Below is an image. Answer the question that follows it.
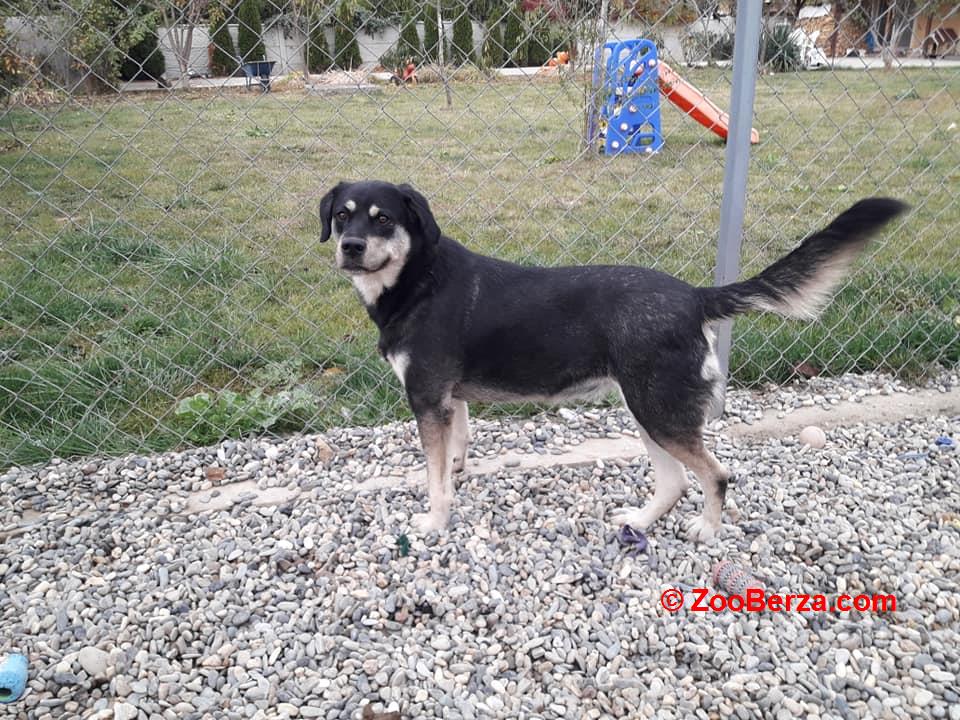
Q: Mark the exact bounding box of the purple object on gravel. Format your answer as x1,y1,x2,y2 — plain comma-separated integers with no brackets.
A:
618,524,648,553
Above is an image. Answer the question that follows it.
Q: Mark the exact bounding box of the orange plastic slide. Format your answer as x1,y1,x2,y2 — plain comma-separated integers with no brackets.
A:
656,62,759,144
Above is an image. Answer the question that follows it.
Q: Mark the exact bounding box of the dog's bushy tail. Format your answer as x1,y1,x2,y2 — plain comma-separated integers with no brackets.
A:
698,198,908,322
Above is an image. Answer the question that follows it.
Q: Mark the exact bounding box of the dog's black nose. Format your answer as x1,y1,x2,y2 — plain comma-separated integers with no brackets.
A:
341,238,366,257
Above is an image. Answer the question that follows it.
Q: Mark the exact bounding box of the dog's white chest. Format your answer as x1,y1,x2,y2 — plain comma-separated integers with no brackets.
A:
386,351,410,387
352,273,387,305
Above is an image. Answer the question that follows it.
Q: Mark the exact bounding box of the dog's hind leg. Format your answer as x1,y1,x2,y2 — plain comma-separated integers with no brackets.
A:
411,406,455,533
449,400,470,474
614,364,729,541
658,438,731,543
610,426,690,531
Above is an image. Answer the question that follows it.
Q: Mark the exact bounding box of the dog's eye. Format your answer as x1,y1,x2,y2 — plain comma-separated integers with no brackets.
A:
377,214,390,225
335,210,347,221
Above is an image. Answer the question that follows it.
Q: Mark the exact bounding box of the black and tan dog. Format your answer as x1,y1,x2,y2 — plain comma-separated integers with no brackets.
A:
319,180,906,541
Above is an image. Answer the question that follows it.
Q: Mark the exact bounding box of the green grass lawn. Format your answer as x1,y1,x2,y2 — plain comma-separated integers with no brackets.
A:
1,67,957,466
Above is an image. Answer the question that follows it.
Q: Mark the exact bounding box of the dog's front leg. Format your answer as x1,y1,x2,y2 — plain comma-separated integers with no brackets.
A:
411,405,454,533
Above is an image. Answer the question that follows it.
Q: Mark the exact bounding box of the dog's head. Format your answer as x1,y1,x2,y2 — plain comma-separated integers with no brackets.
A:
318,180,440,278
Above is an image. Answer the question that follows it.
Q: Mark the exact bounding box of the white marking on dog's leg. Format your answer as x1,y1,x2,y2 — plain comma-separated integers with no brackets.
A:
610,427,690,529
701,323,722,381
448,400,469,473
387,351,410,388
701,351,722,382
411,412,453,533
701,323,726,417
344,199,356,212
368,204,380,217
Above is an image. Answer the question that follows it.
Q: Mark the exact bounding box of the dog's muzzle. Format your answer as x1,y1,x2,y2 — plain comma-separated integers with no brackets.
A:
340,237,366,258
338,236,368,273
339,239,390,275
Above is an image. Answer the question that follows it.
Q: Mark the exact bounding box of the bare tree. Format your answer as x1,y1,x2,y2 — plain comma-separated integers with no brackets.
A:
829,0,844,58
860,0,918,70
160,0,210,89
684,0,721,20
582,0,608,154
436,3,452,108
284,0,323,71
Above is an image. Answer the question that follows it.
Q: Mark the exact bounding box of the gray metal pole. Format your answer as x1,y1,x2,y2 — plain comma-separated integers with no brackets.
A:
713,0,763,409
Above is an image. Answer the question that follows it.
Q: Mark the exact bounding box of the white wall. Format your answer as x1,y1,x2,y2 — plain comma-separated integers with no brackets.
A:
158,20,487,78
158,24,313,79
5,14,687,85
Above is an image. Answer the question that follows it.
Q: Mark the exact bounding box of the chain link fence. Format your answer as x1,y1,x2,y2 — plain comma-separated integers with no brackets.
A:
1,0,958,468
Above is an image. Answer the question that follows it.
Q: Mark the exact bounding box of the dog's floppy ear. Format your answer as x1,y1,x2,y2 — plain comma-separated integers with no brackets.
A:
399,184,440,246
319,181,349,242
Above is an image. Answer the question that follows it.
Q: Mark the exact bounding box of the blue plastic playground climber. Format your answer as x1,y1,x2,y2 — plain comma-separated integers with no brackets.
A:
595,38,664,155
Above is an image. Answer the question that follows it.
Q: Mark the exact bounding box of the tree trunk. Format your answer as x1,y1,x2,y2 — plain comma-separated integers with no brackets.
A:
829,1,840,58
169,25,194,89
881,45,894,70
184,25,194,87
437,4,452,108
879,4,912,72
582,0,609,154
163,2,207,90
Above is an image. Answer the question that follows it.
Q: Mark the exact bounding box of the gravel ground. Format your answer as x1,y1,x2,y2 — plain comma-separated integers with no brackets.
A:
1,372,959,720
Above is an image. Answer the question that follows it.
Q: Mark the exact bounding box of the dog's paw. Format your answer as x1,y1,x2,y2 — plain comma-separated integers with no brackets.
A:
451,454,466,474
610,506,654,530
411,511,449,534
686,515,721,543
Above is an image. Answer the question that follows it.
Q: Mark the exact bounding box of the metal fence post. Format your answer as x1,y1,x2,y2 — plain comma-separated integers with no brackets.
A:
713,0,763,412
